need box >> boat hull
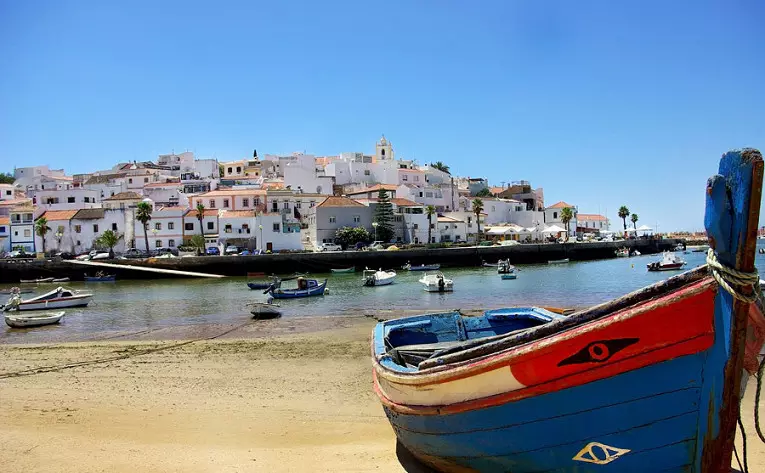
[16,295,92,311]
[548,258,569,264]
[5,311,65,328]
[250,304,281,319]
[407,265,441,271]
[84,275,116,282]
[331,267,356,274]
[647,263,686,271]
[500,273,517,280]
[247,282,273,290]
[269,280,327,299]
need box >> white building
[435,215,468,243]
[0,184,16,201]
[576,214,609,234]
[182,208,219,250]
[282,153,334,195]
[68,208,130,254]
[305,196,372,247]
[545,201,578,236]
[0,216,10,252]
[219,210,302,252]
[143,182,186,207]
[134,207,186,253]
[81,172,128,199]
[13,165,68,195]
[190,189,267,212]
[35,188,101,211]
[9,204,36,253]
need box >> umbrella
[542,225,566,234]
[637,225,653,232]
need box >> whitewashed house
[35,188,101,211]
[190,189,267,212]
[545,201,578,237]
[0,184,16,201]
[143,182,186,207]
[182,208,219,250]
[134,207,185,253]
[305,196,372,247]
[0,216,10,252]
[435,216,467,243]
[9,204,36,253]
[69,209,129,254]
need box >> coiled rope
[705,248,765,472]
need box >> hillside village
[0,136,610,255]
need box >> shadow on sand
[396,441,438,473]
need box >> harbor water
[4,246,765,344]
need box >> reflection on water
[4,246,765,343]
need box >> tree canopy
[334,226,371,249]
[475,187,493,197]
[373,189,395,242]
[0,172,14,184]
[430,161,450,174]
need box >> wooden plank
[65,260,226,278]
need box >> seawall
[0,239,682,283]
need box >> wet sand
[0,317,762,472]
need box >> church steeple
[375,135,393,162]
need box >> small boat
[759,248,764,254]
[249,301,281,319]
[403,262,441,271]
[497,259,515,274]
[248,276,280,290]
[419,272,454,292]
[500,272,517,280]
[90,252,111,260]
[481,259,499,268]
[372,149,765,473]
[4,310,65,328]
[615,247,630,257]
[632,249,641,256]
[647,251,686,271]
[4,287,93,311]
[673,243,685,251]
[547,258,570,264]
[690,245,710,253]
[84,272,116,282]
[363,269,396,287]
[267,278,327,299]
[19,277,54,283]
[331,267,356,274]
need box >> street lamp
[372,222,378,241]
[258,224,263,251]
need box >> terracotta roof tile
[103,191,143,201]
[143,182,181,188]
[196,189,266,197]
[390,198,422,207]
[220,210,257,218]
[577,213,607,221]
[39,210,78,221]
[346,184,398,195]
[317,196,366,208]
[73,208,106,220]
[547,201,576,209]
[183,208,219,217]
[0,216,9,225]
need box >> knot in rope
[706,249,761,303]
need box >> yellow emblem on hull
[572,442,631,465]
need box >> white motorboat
[647,251,686,271]
[363,269,396,287]
[615,247,630,257]
[632,249,642,256]
[419,272,454,293]
[4,287,93,311]
[4,311,65,328]
[497,259,515,274]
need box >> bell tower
[375,135,394,162]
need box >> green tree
[430,161,450,174]
[373,189,395,242]
[219,164,225,178]
[35,217,51,254]
[0,172,14,184]
[475,187,492,197]
[190,234,206,255]
[135,202,153,254]
[426,205,436,244]
[472,198,484,240]
[334,226,371,249]
[95,230,121,259]
[631,213,639,231]
[560,207,574,241]
[618,206,630,231]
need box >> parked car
[316,243,342,252]
[206,247,220,256]
[7,250,32,259]
[367,241,386,251]
[122,248,147,259]
[224,246,239,255]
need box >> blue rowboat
[247,282,273,290]
[500,272,517,280]
[268,278,327,299]
[404,263,441,271]
[373,149,765,472]
[83,274,116,282]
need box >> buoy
[631,264,634,269]
[324,288,330,294]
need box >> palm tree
[190,234,206,255]
[135,202,153,254]
[631,213,639,231]
[196,202,207,246]
[95,230,121,259]
[431,161,450,174]
[472,198,484,241]
[426,205,436,244]
[618,206,630,231]
[560,207,574,241]
[35,217,51,255]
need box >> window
[224,224,232,233]
[156,240,162,248]
[353,215,360,223]
[112,223,118,231]
[84,197,91,203]
[364,170,370,176]
[414,175,419,182]
[413,224,419,229]
[254,198,260,206]
[76,240,80,245]
[0,226,5,233]
[168,222,174,230]
[209,199,216,208]
[223,199,229,208]
[283,202,289,210]
[144,177,149,183]
[155,222,162,230]
[93,224,99,232]
[227,167,233,174]
[168,239,175,248]
[273,223,280,232]
[553,212,558,219]
[4,190,10,196]
[309,201,315,208]
[207,222,214,230]
[236,167,241,173]
[24,229,31,237]
[272,202,278,212]
[402,175,408,181]
[128,178,133,184]
[242,198,249,207]
[185,222,194,231]
[67,197,75,203]
[296,201,301,209]
[329,216,336,223]
[74,225,82,233]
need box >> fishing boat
[4,311,65,328]
[3,287,93,311]
[615,247,630,257]
[481,260,499,268]
[372,149,765,472]
[266,278,327,299]
[419,273,454,292]
[404,262,441,271]
[363,269,396,287]
[547,258,570,264]
[647,251,686,271]
[249,301,281,319]
[331,267,356,274]
[84,272,116,282]
[497,259,515,274]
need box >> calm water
[4,245,765,343]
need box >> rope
[706,249,761,303]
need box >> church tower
[375,135,394,162]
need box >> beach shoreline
[0,317,762,473]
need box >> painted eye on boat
[558,338,639,367]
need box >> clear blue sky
[1,0,763,232]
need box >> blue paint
[267,278,327,299]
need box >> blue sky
[1,0,763,231]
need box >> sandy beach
[0,316,762,473]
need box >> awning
[486,227,512,235]
[542,225,566,234]
[637,225,653,232]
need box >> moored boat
[547,258,570,264]
[267,278,327,299]
[4,310,65,328]
[19,277,54,283]
[615,247,630,257]
[647,251,686,271]
[500,272,517,280]
[249,301,281,319]
[419,272,453,292]
[331,267,356,274]
[84,272,116,282]
[497,259,515,274]
[404,262,441,271]
[4,287,93,311]
[372,149,765,473]
[363,269,396,287]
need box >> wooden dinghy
[5,311,65,328]
[372,149,765,473]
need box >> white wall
[36,189,101,211]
